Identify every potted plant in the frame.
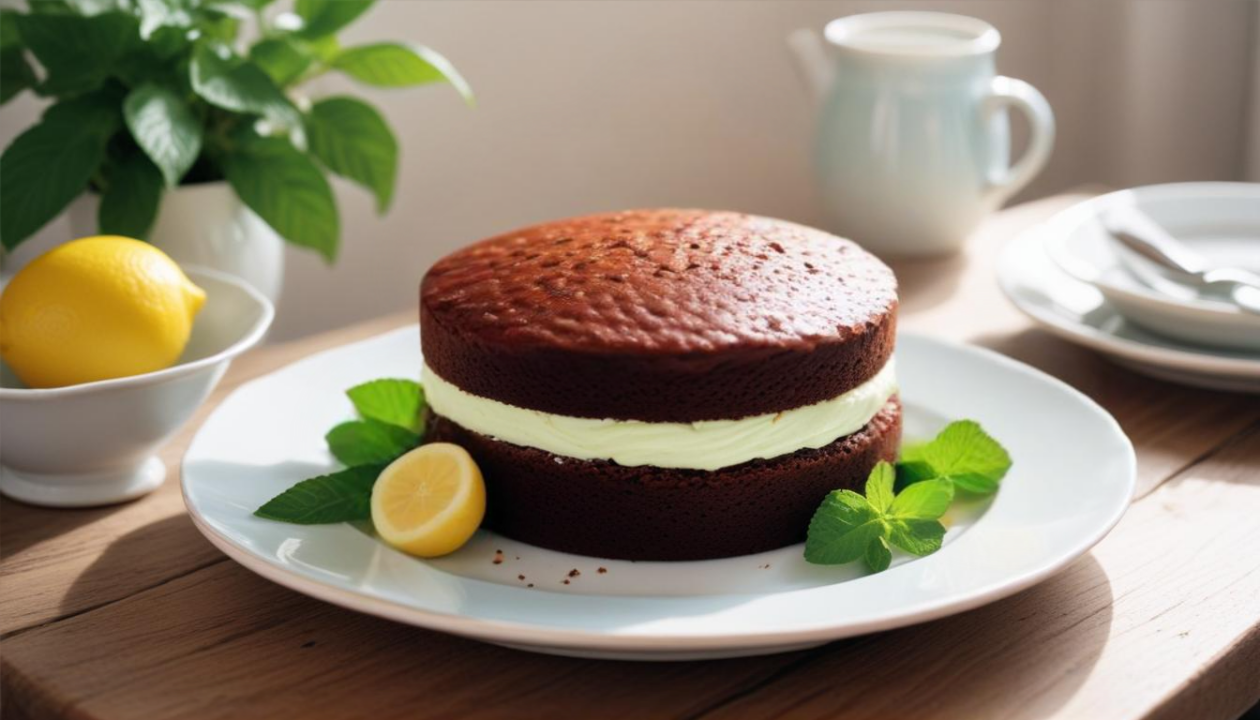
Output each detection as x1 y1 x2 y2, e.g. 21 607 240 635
0 0 470 300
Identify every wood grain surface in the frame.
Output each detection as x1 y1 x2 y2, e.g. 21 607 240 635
2 194 1258 720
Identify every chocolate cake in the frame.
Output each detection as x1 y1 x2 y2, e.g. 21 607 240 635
420 209 900 561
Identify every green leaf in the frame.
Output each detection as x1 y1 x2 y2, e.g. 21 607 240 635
0 47 36 104
864 461 895 514
951 474 1000 494
293 0 372 39
306 96 397 212
804 490 884 565
249 37 312 87
346 378 424 433
63 0 123 14
254 464 384 524
887 518 946 557
864 535 892 572
191 42 301 129
0 92 119 250
221 133 339 260
15 11 139 95
195 6 240 43
325 419 418 466
98 152 164 238
919 420 1012 495
889 478 954 519
1 10 23 48
332 42 473 103
124 83 203 187
136 0 192 39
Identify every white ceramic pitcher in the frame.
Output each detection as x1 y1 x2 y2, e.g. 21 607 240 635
790 12 1055 256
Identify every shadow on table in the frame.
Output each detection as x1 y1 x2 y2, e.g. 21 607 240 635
58 513 223 620
1 496 133 559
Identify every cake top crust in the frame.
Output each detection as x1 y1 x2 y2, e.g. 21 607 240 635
421 209 896 356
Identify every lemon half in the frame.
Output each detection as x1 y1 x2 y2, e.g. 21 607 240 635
371 443 487 557
0 236 206 388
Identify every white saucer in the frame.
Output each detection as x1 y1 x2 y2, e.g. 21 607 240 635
1000 226 1260 393
182 326 1133 660
1043 182 1260 351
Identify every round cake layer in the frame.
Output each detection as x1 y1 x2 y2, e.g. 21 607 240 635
421 209 897 422
426 397 902 561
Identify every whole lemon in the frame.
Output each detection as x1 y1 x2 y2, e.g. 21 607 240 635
0 236 206 388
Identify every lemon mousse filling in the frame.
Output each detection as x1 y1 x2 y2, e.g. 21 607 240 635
421 359 897 472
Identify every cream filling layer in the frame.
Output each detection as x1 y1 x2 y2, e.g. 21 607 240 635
422 359 896 472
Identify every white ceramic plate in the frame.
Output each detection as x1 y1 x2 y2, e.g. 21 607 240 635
183 327 1134 661
1043 183 1260 351
1000 226 1260 393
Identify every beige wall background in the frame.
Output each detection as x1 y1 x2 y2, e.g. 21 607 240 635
2 0 1257 339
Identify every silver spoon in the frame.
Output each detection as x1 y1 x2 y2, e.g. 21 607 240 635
1101 205 1260 316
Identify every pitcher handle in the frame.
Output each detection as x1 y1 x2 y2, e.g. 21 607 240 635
982 76 1055 205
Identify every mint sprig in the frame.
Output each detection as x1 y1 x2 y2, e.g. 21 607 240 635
806 462 953 572
254 464 385 524
255 378 426 524
807 420 1012 573
899 420 1012 495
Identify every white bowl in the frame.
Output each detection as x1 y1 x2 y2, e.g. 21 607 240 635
1042 182 1260 352
0 267 273 507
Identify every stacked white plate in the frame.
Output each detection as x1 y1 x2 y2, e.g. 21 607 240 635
999 182 1260 393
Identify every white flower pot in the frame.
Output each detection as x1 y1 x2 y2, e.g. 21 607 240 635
68 181 285 303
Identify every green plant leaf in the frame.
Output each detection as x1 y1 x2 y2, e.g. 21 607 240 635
864 461 895 514
135 0 192 39
293 0 372 39
195 6 240 43
346 379 424 433
249 36 312 86
0 91 119 250
887 518 946 557
15 11 139 95
864 535 892 572
62 0 123 14
325 419 418 466
98 152 164 238
1 10 23 48
919 420 1012 495
306 96 397 212
804 490 883 565
254 464 384 524
190 42 301 129
332 42 473 103
0 47 36 104
124 83 203 187
889 478 954 519
221 133 339 260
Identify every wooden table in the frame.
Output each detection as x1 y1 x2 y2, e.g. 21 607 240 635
3 193 1259 720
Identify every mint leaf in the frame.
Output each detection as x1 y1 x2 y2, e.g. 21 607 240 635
222 133 339 261
124 83 203 187
864 535 892 572
325 419 417 466
332 42 473 104
346 378 423 433
889 478 954 519
294 0 373 39
98 152 163 238
254 464 383 524
307 97 398 213
0 46 36 105
864 461 895 514
0 91 118 250
887 518 946 556
919 420 1012 494
804 490 883 565
16 11 140 94
249 37 312 87
190 42 301 130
